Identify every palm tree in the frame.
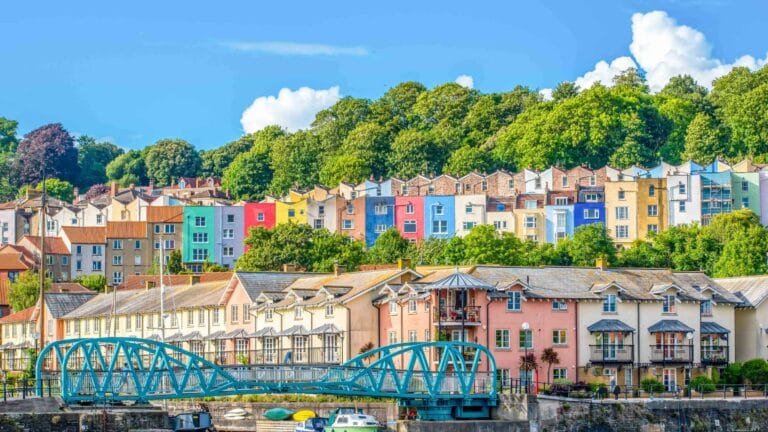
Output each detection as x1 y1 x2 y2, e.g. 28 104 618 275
519 352 538 391
541 347 560 385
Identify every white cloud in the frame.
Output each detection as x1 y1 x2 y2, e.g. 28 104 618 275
455 74 474 88
539 88 553 101
568 10 768 93
240 86 341 133
224 41 368 56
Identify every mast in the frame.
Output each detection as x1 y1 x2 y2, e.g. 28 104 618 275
160 235 165 342
37 165 47 352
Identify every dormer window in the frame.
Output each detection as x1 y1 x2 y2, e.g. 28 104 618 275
603 294 617 313
294 306 303 320
662 294 676 314
700 299 712 316
534 178 542 189
506 292 522 311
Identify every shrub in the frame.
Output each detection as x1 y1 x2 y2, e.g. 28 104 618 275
743 359 768 385
641 378 665 393
711 368 720 385
721 362 743 385
690 376 716 393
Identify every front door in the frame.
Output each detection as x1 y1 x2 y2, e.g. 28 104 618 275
324 334 338 363
663 368 677 392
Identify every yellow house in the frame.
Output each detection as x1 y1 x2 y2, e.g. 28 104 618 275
274 190 308 225
513 194 546 243
604 178 666 248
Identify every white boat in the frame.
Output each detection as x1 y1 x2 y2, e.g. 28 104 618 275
325 408 381 432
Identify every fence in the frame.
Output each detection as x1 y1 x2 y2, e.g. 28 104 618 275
1 377 59 401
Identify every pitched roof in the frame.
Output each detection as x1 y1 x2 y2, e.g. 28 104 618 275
42 292 98 319
147 206 184 223
233 272 317 303
106 221 147 239
22 236 70 255
50 283 94 293
715 275 768 307
62 226 106 244
648 319 695 333
0 306 34 324
701 321 730 334
118 272 233 290
424 269 495 291
0 251 34 271
587 319 635 333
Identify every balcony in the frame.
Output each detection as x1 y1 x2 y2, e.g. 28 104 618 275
588 344 633 364
649 344 693 364
435 306 482 325
701 346 729 365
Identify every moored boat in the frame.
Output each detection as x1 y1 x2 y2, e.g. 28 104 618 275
325 407 381 432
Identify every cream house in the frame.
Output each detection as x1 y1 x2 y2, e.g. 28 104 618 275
716 275 768 362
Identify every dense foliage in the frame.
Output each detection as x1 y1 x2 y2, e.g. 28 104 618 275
8 271 51 312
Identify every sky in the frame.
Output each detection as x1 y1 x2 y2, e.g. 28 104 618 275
1 0 767 150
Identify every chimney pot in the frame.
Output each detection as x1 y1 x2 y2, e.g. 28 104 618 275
334 263 346 276
110 181 118 198
397 258 411 270
283 263 297 272
596 257 608 271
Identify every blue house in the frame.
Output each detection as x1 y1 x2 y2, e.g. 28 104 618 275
424 195 455 239
573 187 606 229
364 196 395 247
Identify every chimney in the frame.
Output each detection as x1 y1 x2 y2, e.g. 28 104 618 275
397 258 411 270
73 187 79 203
129 183 135 191
596 257 608 271
283 264 297 272
189 274 201 285
110 181 118 197
145 280 156 290
148 179 154 194
334 263 346 276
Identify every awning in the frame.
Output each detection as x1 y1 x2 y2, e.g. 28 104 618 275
181 331 204 341
310 323 342 335
701 322 730 334
278 325 309 336
144 334 161 341
0 343 14 349
251 327 277 338
223 329 250 339
648 319 695 333
165 332 185 342
424 269 495 291
206 330 227 340
587 319 635 333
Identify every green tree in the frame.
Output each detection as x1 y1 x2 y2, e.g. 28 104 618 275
711 225 768 277
557 224 617 266
540 347 560 385
443 146 494 176
144 139 202 186
74 274 107 292
338 122 391 177
269 131 323 194
308 229 366 272
318 154 372 187
76 136 124 188
368 228 412 264
222 148 273 201
106 150 148 186
35 178 75 202
462 225 507 264
742 359 768 385
388 129 447 178
551 82 579 101
619 240 669 268
167 250 188 274
683 113 729 164
9 271 51 312
312 97 371 153
0 117 19 153
412 83 477 128
371 81 426 131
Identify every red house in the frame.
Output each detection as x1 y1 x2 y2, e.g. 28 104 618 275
243 202 276 236
394 196 424 242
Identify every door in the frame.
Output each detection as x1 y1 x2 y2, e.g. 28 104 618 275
324 334 338 363
604 368 617 389
663 368 677 392
600 332 623 360
263 337 275 363
294 336 307 363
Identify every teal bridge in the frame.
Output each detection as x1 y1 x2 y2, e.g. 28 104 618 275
35 337 497 420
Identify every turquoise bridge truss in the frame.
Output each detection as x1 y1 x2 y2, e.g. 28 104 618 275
36 337 497 420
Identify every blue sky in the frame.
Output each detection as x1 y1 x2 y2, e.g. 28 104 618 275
1 0 767 149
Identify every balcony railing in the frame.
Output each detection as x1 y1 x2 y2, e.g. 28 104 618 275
588 344 633 364
701 345 728 365
435 306 482 324
649 344 693 363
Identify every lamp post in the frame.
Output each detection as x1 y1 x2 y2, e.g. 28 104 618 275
686 331 694 393
522 321 531 393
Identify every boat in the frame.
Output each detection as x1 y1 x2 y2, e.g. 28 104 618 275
264 407 296 421
170 410 215 432
292 409 317 421
295 417 328 432
325 407 381 432
223 408 249 421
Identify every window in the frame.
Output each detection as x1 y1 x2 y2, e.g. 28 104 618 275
231 305 239 322
615 207 628 220
553 197 568 206
193 232 208 243
388 331 398 345
525 216 537 228
212 308 220 324
223 228 234 239
346 204 354 214
648 205 658 217
76 260 82 271
701 299 712 316
405 203 414 214
584 193 599 203
46 255 54 265
552 300 567 311
507 292 522 311
679 201 686 213
295 307 304 321
227 214 235 223
389 301 398 315
493 220 508 230
164 239 175 250
432 220 448 234
112 240 123 250
603 294 617 313
165 224 175 234
526 234 538 242
678 182 686 195
112 255 123 265
194 216 206 227
615 225 629 239
62 256 69 265
92 261 102 271
519 329 533 349
75 245 82 255
534 177 542 189
154 224 160 234
561 176 568 188
408 299 417 313
525 200 537 209
257 212 265 222
134 255 141 266
403 220 417 233
589 175 597 186
465 204 473 214
325 304 334 317
742 181 749 192
462 221 476 230
312 219 323 229
553 368 568 381
495 329 510 349
618 190 626 200
742 197 750 208
112 271 123 284
434 204 444 215
265 309 273 321
374 203 388 215
96 214 103 224
342 219 353 230
222 247 234 257
408 330 418 342
584 208 600 219
647 224 659 234
662 294 676 314
243 304 251 322
553 329 567 345
192 248 208 261
374 224 388 233
318 205 325 216
556 212 567 228
197 309 205 325
92 245 102 256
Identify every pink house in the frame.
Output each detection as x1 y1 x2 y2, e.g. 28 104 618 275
243 202 276 239
394 196 424 242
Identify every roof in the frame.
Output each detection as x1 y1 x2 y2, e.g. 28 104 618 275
310 323 342 334
234 272 314 303
0 307 34 324
22 236 70 255
42 292 98 319
147 206 184 223
118 273 233 290
61 226 106 244
648 319 695 333
106 221 147 239
587 319 635 333
424 269 495 291
0 251 34 271
49 283 94 293
701 321 730 334
715 275 768 308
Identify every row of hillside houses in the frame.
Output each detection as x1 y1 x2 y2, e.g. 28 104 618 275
2 160 768 289
3 263 768 392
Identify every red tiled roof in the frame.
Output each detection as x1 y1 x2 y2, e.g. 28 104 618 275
21 236 70 255
0 253 33 271
106 221 147 239
62 226 106 244
0 306 34 324
147 206 184 223
118 272 233 290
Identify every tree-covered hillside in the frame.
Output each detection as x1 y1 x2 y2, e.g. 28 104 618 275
2 66 768 201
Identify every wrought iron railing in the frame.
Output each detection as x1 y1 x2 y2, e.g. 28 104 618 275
588 344 633 363
649 344 693 363
701 345 728 365
435 306 482 323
